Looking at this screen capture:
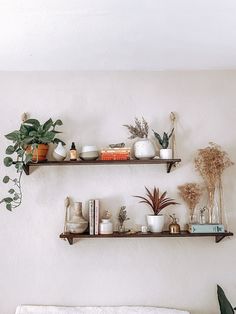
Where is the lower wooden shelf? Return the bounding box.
[59,230,233,245]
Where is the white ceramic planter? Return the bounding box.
[147,214,165,232]
[134,138,156,160]
[52,142,67,161]
[99,219,113,234]
[160,148,172,159]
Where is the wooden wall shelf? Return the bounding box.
[23,158,181,175]
[59,230,233,245]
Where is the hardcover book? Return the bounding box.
[188,224,225,233]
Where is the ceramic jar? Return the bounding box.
[53,142,67,161]
[134,138,155,160]
[99,218,113,235]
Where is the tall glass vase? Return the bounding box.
[207,187,220,224]
[218,179,229,231]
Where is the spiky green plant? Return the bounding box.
[133,186,179,215]
[152,128,174,149]
[217,285,235,314]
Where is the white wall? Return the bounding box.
[0,71,235,314]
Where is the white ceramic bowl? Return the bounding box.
[80,151,99,161]
[81,145,98,153]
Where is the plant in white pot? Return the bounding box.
[152,128,174,159]
[123,117,155,159]
[134,186,179,232]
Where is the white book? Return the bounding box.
[88,199,95,235]
[94,199,100,235]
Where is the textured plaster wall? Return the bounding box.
[0,71,235,314]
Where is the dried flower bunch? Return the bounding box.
[118,206,130,224]
[195,142,234,190]
[134,186,179,215]
[178,183,203,211]
[123,117,149,139]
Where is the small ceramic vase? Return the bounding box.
[53,142,67,161]
[67,202,88,234]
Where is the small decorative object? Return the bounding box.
[99,210,113,234]
[199,206,207,224]
[80,145,99,161]
[70,142,77,161]
[152,128,174,159]
[53,142,67,161]
[64,196,71,234]
[123,117,155,160]
[117,206,130,233]
[141,225,148,233]
[169,214,180,234]
[67,202,88,234]
[109,142,125,148]
[195,142,233,226]
[133,186,179,233]
[178,183,203,224]
[0,117,64,210]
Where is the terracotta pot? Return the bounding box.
[26,144,49,162]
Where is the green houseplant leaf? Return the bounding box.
[217,285,235,314]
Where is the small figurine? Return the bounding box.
[169,214,181,234]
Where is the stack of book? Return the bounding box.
[88,199,100,235]
[100,148,131,160]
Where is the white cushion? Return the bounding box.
[15,305,190,314]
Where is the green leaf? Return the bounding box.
[22,137,34,144]
[4,157,13,167]
[6,145,16,155]
[5,131,19,141]
[23,119,40,128]
[53,138,66,145]
[3,176,10,183]
[217,285,235,314]
[54,119,63,126]
[25,153,33,164]
[43,118,53,132]
[3,197,13,203]
[8,189,15,194]
[13,194,20,201]
[6,203,12,211]
[28,131,38,137]
[15,162,23,171]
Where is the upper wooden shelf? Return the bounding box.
[23,158,181,175]
[60,230,233,245]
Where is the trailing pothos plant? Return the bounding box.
[0,118,65,211]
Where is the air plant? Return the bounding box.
[123,117,149,139]
[152,128,174,149]
[133,186,179,215]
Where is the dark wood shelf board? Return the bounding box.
[59,230,233,245]
[24,158,181,175]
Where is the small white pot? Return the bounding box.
[134,138,156,160]
[160,148,172,159]
[147,214,165,233]
[52,142,67,161]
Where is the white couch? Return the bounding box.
[15,305,190,314]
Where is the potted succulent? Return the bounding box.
[0,117,65,210]
[123,117,155,159]
[134,186,179,232]
[152,128,174,159]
